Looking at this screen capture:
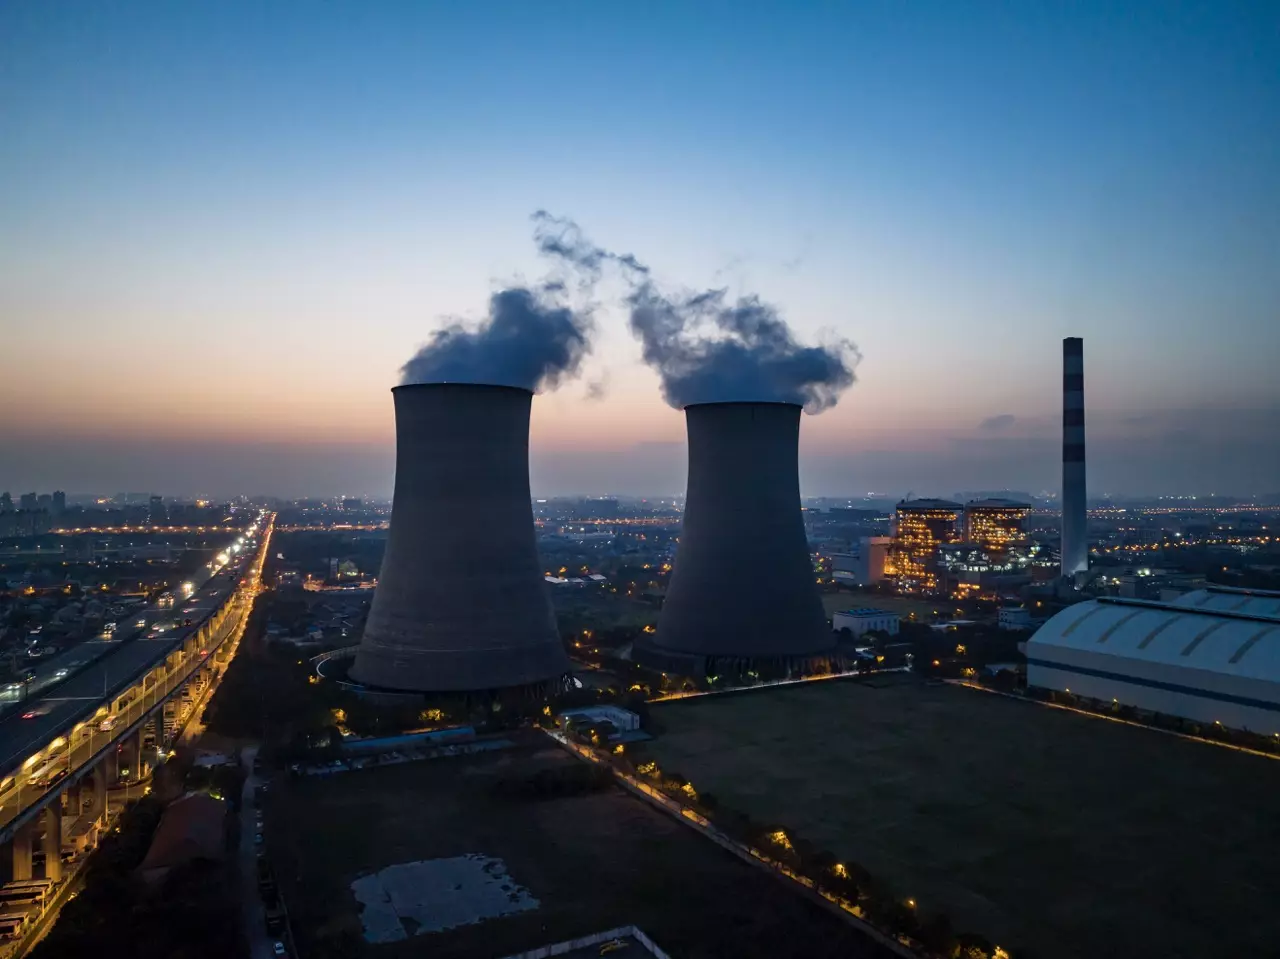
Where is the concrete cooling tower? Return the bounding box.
[639,401,835,675]
[350,383,569,694]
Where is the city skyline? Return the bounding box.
[3,2,1278,495]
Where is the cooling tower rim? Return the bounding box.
[392,382,534,396]
[681,399,804,411]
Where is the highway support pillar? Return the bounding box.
[90,764,107,822]
[11,820,33,881]
[120,729,141,782]
[64,782,81,815]
[42,804,62,882]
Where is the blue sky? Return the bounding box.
[1,1,1277,496]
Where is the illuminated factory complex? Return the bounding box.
[891,498,1042,598]
[889,499,964,594]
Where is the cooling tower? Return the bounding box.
[350,383,569,693]
[1061,337,1089,579]
[643,402,834,671]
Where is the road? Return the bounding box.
[0,596,245,836]
[0,512,271,840]
[238,746,278,959]
[0,545,235,716]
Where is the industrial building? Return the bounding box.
[997,606,1033,630]
[890,499,962,594]
[964,499,1030,549]
[938,500,1044,599]
[829,536,890,586]
[1171,586,1280,618]
[638,402,835,676]
[350,383,570,695]
[557,705,642,742]
[832,608,900,637]
[1026,595,1280,735]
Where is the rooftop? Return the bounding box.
[1029,597,1280,683]
[896,499,962,511]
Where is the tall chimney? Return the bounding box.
[638,402,834,675]
[1061,337,1088,579]
[350,383,569,693]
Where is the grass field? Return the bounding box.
[644,678,1280,959]
[264,735,893,959]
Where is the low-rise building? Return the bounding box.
[832,607,901,637]
[998,606,1033,630]
[558,705,641,740]
[829,537,891,586]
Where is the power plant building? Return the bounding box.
[830,536,891,587]
[350,383,570,695]
[638,402,835,675]
[890,500,962,594]
[1026,593,1280,735]
[964,499,1030,550]
[939,499,1039,600]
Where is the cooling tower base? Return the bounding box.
[633,639,844,682]
[351,642,571,697]
[321,648,568,703]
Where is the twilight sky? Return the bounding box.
[2,1,1278,499]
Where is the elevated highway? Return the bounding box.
[0,513,273,886]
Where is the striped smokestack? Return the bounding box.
[1061,337,1088,579]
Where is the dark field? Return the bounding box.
[645,678,1280,959]
[265,735,892,959]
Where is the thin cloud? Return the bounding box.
[978,413,1017,431]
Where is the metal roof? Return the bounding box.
[1171,586,1280,620]
[1027,598,1280,686]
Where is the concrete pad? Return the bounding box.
[351,854,538,943]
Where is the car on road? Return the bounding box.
[254,833,264,845]
[272,942,287,957]
[22,705,53,719]
[53,669,69,679]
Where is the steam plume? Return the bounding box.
[400,217,596,391]
[534,212,859,412]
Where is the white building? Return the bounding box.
[558,705,641,735]
[832,607,900,637]
[1026,595,1280,735]
[1170,585,1280,618]
[998,606,1032,630]
[830,537,891,586]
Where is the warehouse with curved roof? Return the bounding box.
[1026,595,1280,735]
[1171,585,1280,619]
